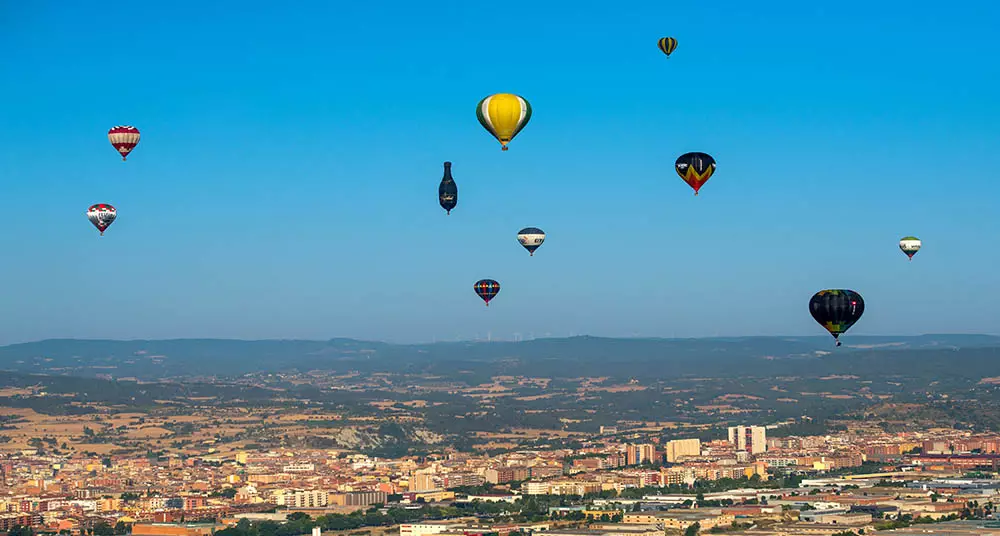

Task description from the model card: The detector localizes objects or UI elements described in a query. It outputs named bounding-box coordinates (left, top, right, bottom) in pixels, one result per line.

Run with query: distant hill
left=0, top=334, right=998, bottom=381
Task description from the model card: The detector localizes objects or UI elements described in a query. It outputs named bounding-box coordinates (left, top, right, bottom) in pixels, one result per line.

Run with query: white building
left=523, top=482, right=550, bottom=495
left=271, top=489, right=328, bottom=508
left=400, top=523, right=463, bottom=536
left=282, top=463, right=315, bottom=473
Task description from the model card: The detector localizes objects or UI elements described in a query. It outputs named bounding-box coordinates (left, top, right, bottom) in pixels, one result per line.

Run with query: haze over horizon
left=2, top=1, right=998, bottom=346
left=3, top=332, right=1000, bottom=348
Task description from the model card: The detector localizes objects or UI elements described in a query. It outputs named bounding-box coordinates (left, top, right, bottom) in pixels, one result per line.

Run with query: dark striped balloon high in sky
left=657, top=37, right=678, bottom=58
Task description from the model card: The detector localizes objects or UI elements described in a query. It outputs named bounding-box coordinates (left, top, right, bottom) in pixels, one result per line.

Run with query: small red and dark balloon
left=108, top=125, right=140, bottom=161
left=474, top=279, right=500, bottom=306
left=87, top=204, right=117, bottom=236
left=675, top=152, right=716, bottom=195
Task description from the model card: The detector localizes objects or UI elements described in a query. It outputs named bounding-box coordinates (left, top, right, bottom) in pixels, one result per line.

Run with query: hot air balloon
left=87, top=204, right=117, bottom=236
left=476, top=93, right=532, bottom=151
left=439, top=162, right=458, bottom=215
left=108, top=126, right=140, bottom=161
left=809, top=289, right=865, bottom=347
left=675, top=152, right=716, bottom=195
left=899, top=236, right=921, bottom=261
left=474, top=279, right=500, bottom=306
left=517, top=227, right=546, bottom=256
left=657, top=37, right=678, bottom=57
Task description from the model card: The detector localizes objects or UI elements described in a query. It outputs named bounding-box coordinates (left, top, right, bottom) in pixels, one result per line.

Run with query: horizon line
left=2, top=332, right=998, bottom=347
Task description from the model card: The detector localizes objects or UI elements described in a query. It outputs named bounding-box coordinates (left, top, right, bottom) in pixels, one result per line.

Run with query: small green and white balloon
left=899, top=236, right=921, bottom=261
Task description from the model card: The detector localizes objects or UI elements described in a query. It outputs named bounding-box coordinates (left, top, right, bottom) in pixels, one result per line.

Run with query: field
left=2, top=337, right=1000, bottom=457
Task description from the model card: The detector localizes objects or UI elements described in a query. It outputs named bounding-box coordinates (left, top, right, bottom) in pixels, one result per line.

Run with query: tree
left=211, top=488, right=237, bottom=499
left=684, top=522, right=701, bottom=536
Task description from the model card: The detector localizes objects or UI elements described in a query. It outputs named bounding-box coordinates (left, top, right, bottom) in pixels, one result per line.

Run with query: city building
left=328, top=490, right=388, bottom=506
left=271, top=489, right=328, bottom=508
left=626, top=444, right=656, bottom=466
left=484, top=467, right=530, bottom=484
left=728, top=426, right=767, bottom=455
left=665, top=439, right=701, bottom=463
left=131, top=524, right=225, bottom=536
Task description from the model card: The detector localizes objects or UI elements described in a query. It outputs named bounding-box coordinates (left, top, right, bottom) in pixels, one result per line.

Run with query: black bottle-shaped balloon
left=438, top=161, right=458, bottom=215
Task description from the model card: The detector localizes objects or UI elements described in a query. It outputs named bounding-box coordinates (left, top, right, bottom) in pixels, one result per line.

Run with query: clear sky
left=1, top=1, right=998, bottom=344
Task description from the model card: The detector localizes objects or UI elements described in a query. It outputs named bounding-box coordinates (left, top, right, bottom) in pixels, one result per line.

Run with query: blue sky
left=1, top=1, right=998, bottom=344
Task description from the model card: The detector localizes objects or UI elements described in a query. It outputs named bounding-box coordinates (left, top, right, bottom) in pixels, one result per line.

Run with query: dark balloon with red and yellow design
left=675, top=152, right=716, bottom=195
left=108, top=125, right=140, bottom=161
left=87, top=204, right=117, bottom=236
left=474, top=279, right=500, bottom=306
left=809, top=289, right=865, bottom=347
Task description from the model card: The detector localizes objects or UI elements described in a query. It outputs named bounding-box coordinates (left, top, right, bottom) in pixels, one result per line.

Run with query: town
left=6, top=421, right=1000, bottom=536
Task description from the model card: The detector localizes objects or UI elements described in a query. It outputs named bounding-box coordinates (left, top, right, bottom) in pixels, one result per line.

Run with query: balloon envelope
left=899, top=236, right=921, bottom=260
left=809, top=289, right=864, bottom=346
left=474, top=279, right=500, bottom=306
left=476, top=94, right=531, bottom=151
left=87, top=203, right=117, bottom=236
left=658, top=37, right=678, bottom=57
left=517, top=227, right=546, bottom=256
left=675, top=152, right=716, bottom=195
left=108, top=126, right=140, bottom=161
left=439, top=162, right=458, bottom=215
